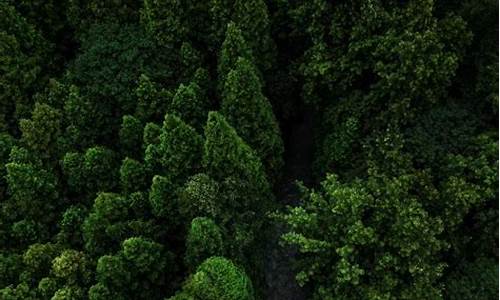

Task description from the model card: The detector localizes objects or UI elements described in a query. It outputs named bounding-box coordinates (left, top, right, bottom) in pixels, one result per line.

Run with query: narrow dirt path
left=265, top=108, right=314, bottom=300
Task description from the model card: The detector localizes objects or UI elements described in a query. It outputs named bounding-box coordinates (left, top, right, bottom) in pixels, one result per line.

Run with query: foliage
left=0, top=1, right=497, bottom=299
left=221, top=58, right=283, bottom=179
left=278, top=173, right=446, bottom=299
left=185, top=217, right=224, bottom=271
left=170, top=256, right=254, bottom=300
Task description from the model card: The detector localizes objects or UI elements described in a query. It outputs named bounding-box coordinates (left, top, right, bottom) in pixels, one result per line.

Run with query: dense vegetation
left=0, top=0, right=497, bottom=299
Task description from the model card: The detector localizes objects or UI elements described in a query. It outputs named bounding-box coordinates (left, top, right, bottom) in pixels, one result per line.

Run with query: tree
left=203, top=111, right=271, bottom=212
left=217, top=22, right=254, bottom=92
left=135, top=74, right=172, bottom=124
left=148, top=175, right=178, bottom=222
left=82, top=193, right=162, bottom=258
left=185, top=217, right=224, bottom=271
left=82, top=147, right=118, bottom=193
left=19, top=103, right=62, bottom=163
left=145, top=114, right=203, bottom=183
left=277, top=173, right=446, bottom=299
left=120, top=158, right=148, bottom=194
left=221, top=58, right=283, bottom=180
left=65, top=22, right=173, bottom=147
left=141, top=0, right=186, bottom=47
left=5, top=150, right=60, bottom=245
left=89, top=237, right=173, bottom=300
left=119, top=115, right=143, bottom=160
left=170, top=256, right=254, bottom=300
left=170, top=82, right=209, bottom=131
left=232, top=0, right=275, bottom=72
left=178, top=173, right=220, bottom=221
left=0, top=2, right=47, bottom=132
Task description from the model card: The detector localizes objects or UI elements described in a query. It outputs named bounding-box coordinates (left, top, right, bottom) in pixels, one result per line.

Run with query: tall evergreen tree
left=221, top=58, right=283, bottom=181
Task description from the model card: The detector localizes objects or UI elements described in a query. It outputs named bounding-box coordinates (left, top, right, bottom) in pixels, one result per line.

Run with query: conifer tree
left=217, top=22, right=254, bottom=92
left=119, top=115, right=143, bottom=160
left=185, top=217, right=224, bottom=271
left=145, top=114, right=203, bottom=183
left=0, top=2, right=47, bottom=132
left=221, top=58, right=283, bottom=180
left=19, top=103, right=62, bottom=162
left=170, top=82, right=209, bottom=131
left=120, top=158, right=148, bottom=194
left=203, top=111, right=271, bottom=207
left=233, top=0, right=275, bottom=72
left=170, top=256, right=254, bottom=300
left=141, top=0, right=186, bottom=47
left=89, top=237, right=173, bottom=300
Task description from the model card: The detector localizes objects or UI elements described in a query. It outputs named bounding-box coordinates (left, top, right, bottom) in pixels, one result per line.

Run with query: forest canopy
left=0, top=0, right=498, bottom=299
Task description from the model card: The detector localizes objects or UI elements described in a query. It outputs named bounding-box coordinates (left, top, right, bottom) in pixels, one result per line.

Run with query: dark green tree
left=0, top=2, right=48, bottom=132
left=185, top=217, right=224, bottom=271
left=170, top=256, right=254, bottom=300
left=119, top=115, right=143, bottom=160
left=120, top=158, right=148, bottom=194
left=217, top=22, right=254, bottom=92
left=170, top=82, right=209, bottom=131
left=19, top=103, right=62, bottom=162
left=145, top=114, right=203, bottom=183
left=221, top=58, right=283, bottom=180
left=89, top=237, right=173, bottom=300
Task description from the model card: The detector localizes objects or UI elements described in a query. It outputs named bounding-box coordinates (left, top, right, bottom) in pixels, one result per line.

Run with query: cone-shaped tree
left=185, top=217, right=224, bottom=271
left=145, top=114, right=203, bottom=183
left=221, top=58, right=283, bottom=180
left=203, top=112, right=270, bottom=198
left=19, top=103, right=62, bottom=162
left=170, top=256, right=254, bottom=300
left=208, top=0, right=232, bottom=51
left=233, top=0, right=275, bottom=72
left=148, top=175, right=177, bottom=222
left=217, top=22, right=254, bottom=92
left=119, top=115, right=143, bottom=160
left=0, top=2, right=47, bottom=132
left=135, top=74, right=172, bottom=123
left=170, top=82, right=208, bottom=131
left=82, top=147, right=119, bottom=193
left=120, top=158, right=148, bottom=194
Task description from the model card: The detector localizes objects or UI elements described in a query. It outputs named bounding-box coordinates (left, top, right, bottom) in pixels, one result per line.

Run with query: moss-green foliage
left=135, top=74, right=173, bottom=124
left=119, top=115, right=143, bottom=160
left=171, top=257, right=254, bottom=300
left=83, top=193, right=162, bottom=258
left=278, top=173, right=445, bottom=299
left=65, top=22, right=173, bottom=146
left=170, top=82, right=209, bottom=132
left=221, top=58, right=283, bottom=180
left=145, top=114, right=203, bottom=183
left=90, top=237, right=173, bottom=300
left=232, top=0, right=275, bottom=72
left=203, top=112, right=271, bottom=212
left=178, top=174, right=220, bottom=221
left=120, top=158, right=148, bottom=194
left=148, top=175, right=178, bottom=221
left=0, top=0, right=497, bottom=299
left=217, top=22, right=254, bottom=92
left=19, top=103, right=62, bottom=162
left=67, top=0, right=142, bottom=34
left=141, top=0, right=186, bottom=47
left=185, top=217, right=224, bottom=271
left=0, top=2, right=48, bottom=132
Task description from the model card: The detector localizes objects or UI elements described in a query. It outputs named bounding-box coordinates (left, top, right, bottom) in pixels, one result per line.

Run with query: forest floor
left=265, top=108, right=314, bottom=300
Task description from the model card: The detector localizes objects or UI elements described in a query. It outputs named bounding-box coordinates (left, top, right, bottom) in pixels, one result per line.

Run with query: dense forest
left=0, top=0, right=498, bottom=299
